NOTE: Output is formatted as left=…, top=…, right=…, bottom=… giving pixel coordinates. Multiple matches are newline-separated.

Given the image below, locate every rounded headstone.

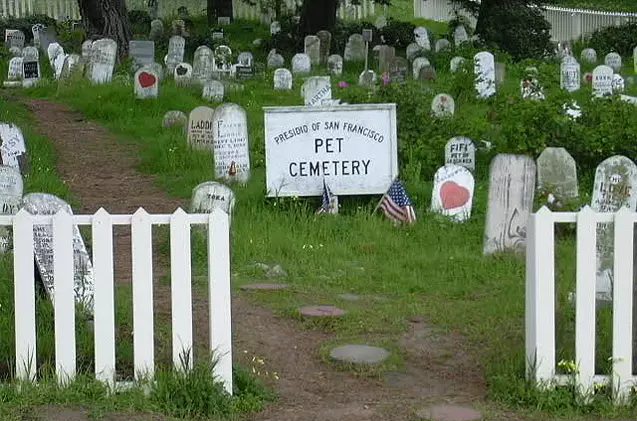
left=240, top=283, right=289, bottom=291
left=330, top=345, right=389, bottom=365
left=300, top=305, right=346, bottom=317
left=415, top=404, right=482, bottom=421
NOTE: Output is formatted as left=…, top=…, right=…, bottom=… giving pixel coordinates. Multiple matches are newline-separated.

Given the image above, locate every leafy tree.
left=77, top=0, right=132, bottom=58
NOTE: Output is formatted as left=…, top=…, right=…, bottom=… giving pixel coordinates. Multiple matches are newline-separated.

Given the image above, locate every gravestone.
left=592, top=65, right=613, bottom=97
left=202, top=80, right=225, bottom=102
left=304, top=35, right=321, bottom=67
left=612, top=73, right=625, bottom=93
left=450, top=56, right=466, bottom=72
left=150, top=19, right=164, bottom=40
left=378, top=45, right=395, bottom=74
left=0, top=123, right=27, bottom=173
left=389, top=57, right=408, bottom=83
left=474, top=51, right=495, bottom=99
left=31, top=24, right=44, bottom=48
left=270, top=21, right=281, bottom=35
left=190, top=181, right=236, bottom=216
left=213, top=45, right=233, bottom=74
left=59, top=54, right=83, bottom=81
left=358, top=70, right=377, bottom=88
left=7, top=57, right=23, bottom=81
left=140, top=62, right=163, bottom=81
left=430, top=164, right=475, bottom=222
left=21, top=48, right=40, bottom=88
left=273, top=68, right=293, bottom=90
left=5, top=29, right=25, bottom=48
left=431, top=94, right=454, bottom=117
left=212, top=104, right=251, bottom=184
left=218, top=16, right=230, bottom=25
left=237, top=51, right=253, bottom=66
left=47, top=42, right=63, bottom=69
left=188, top=106, right=215, bottom=150
left=89, top=38, right=117, bottom=84
left=0, top=166, right=23, bottom=252
left=9, top=47, right=22, bottom=57
left=267, top=52, right=284, bottom=69
left=412, top=57, right=430, bottom=79
left=166, top=36, right=186, bottom=76
left=581, top=48, right=597, bottom=64
left=445, top=136, right=475, bottom=171
left=418, top=65, right=436, bottom=81
left=495, top=62, right=506, bottom=86
left=560, top=59, right=580, bottom=92
left=483, top=154, right=536, bottom=255
left=292, top=53, right=311, bottom=74
left=343, top=34, right=365, bottom=62
left=129, top=40, right=155, bottom=70
left=604, top=52, right=622, bottom=72
left=435, top=39, right=451, bottom=53
left=536, top=147, right=578, bottom=205
left=413, top=26, right=430, bottom=51
left=317, top=30, right=332, bottom=65
left=134, top=67, right=159, bottom=99
left=81, top=40, right=92, bottom=59
left=591, top=156, right=637, bottom=302
left=172, top=19, right=187, bottom=37
left=163, top=110, right=188, bottom=128
left=192, top=45, right=214, bottom=84
left=406, top=43, right=422, bottom=60
left=22, top=193, right=95, bottom=313
left=327, top=54, right=343, bottom=75
left=53, top=52, right=67, bottom=80
left=174, top=62, right=193, bottom=86
left=302, top=76, right=332, bottom=106
left=453, top=25, right=468, bottom=46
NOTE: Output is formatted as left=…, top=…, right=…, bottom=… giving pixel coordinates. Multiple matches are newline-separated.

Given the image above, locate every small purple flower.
left=382, top=73, right=390, bottom=85
left=338, top=81, right=349, bottom=88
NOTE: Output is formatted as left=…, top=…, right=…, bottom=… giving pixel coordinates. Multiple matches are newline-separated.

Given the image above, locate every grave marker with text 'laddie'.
left=445, top=137, right=475, bottom=171
left=274, top=68, right=293, bottom=90
left=344, top=34, right=365, bottom=62
left=302, top=76, right=332, bottom=106
left=192, top=45, right=214, bottom=84
left=188, top=106, right=215, bottom=151
left=212, top=104, right=251, bottom=184
left=21, top=192, right=95, bottom=313
left=328, top=54, right=343, bottom=76
left=134, top=67, right=159, bottom=99
left=0, top=166, right=22, bottom=252
left=166, top=35, right=185, bottom=76
left=592, top=65, right=613, bottom=97
left=536, top=147, right=578, bottom=205
left=604, top=52, right=622, bottom=72
left=0, top=123, right=27, bottom=173
left=431, top=94, right=454, bottom=117
left=591, top=156, right=637, bottom=302
left=483, top=154, right=536, bottom=255
left=202, top=80, right=224, bottom=102
left=89, top=38, right=117, bottom=84
left=317, top=30, right=332, bottom=65
left=129, top=40, right=155, bottom=70
left=292, top=53, right=311, bottom=74
left=474, top=51, right=495, bottom=99
left=190, top=181, right=236, bottom=216
left=304, top=35, right=321, bottom=67
left=430, top=164, right=474, bottom=222
left=561, top=58, right=580, bottom=92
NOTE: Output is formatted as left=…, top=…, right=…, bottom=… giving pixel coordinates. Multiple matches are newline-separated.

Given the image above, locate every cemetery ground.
left=6, top=17, right=637, bottom=421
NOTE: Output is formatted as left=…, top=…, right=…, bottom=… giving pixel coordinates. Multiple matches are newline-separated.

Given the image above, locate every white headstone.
left=406, top=43, right=422, bottom=61
left=89, top=38, right=117, bottom=84
left=304, top=35, right=321, bottom=67
left=302, top=76, right=332, bottom=106
left=5, top=29, right=25, bottom=48
left=237, top=51, right=253, bottom=66
left=292, top=53, right=311, bottom=74
left=134, top=67, right=159, bottom=99
left=174, top=62, right=193, bottom=86
left=358, top=70, right=377, bottom=88
left=213, top=45, right=233, bottom=74
left=21, top=50, right=40, bottom=88
left=212, top=103, right=251, bottom=184
left=592, top=65, right=613, bottom=97
left=7, top=57, right=23, bottom=80
left=0, top=166, right=22, bottom=252
left=431, top=93, right=454, bottom=117
left=21, top=192, right=95, bottom=313
left=81, top=40, right=93, bottom=58
left=435, top=39, right=451, bottom=53
left=483, top=154, right=536, bottom=255
left=166, top=35, right=186, bottom=75
left=612, top=73, right=625, bottom=93
left=450, top=56, right=466, bottom=72
left=430, top=164, right=474, bottom=222
left=188, top=106, right=215, bottom=150
left=129, top=40, right=155, bottom=70
left=474, top=51, right=495, bottom=99
left=267, top=52, right=285, bottom=69
left=0, top=123, right=27, bottom=172
left=560, top=59, right=580, bottom=92
left=413, top=27, right=430, bottom=51
left=536, top=147, right=579, bottom=204
left=270, top=21, right=281, bottom=35
left=445, top=136, right=475, bottom=171
left=53, top=52, right=67, bottom=80
left=412, top=57, right=431, bottom=79
left=453, top=25, right=468, bottom=46
left=192, top=45, right=214, bottom=84
left=274, top=68, right=293, bottom=90
left=317, top=30, right=332, bottom=65
left=328, top=54, right=343, bottom=75
left=604, top=52, right=622, bottom=72
left=59, top=54, right=83, bottom=80
left=344, top=34, right=366, bottom=62
left=190, top=181, right=236, bottom=216
left=202, top=80, right=225, bottom=102
left=581, top=48, right=597, bottom=64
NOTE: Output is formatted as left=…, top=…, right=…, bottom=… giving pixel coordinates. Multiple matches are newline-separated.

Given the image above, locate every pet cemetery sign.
left=264, top=104, right=398, bottom=197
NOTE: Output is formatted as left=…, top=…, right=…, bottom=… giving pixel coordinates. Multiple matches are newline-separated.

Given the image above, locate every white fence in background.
left=1, top=207, right=232, bottom=393
left=526, top=206, right=635, bottom=403
left=232, top=0, right=376, bottom=22
left=414, top=0, right=637, bottom=42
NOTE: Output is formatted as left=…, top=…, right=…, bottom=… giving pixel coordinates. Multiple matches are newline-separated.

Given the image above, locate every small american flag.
left=316, top=179, right=338, bottom=214
left=378, top=179, right=416, bottom=224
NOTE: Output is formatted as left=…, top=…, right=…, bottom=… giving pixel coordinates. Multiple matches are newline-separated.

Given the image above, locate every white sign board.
left=264, top=104, right=398, bottom=197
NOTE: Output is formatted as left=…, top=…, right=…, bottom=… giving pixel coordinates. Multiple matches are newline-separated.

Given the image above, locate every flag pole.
left=373, top=177, right=397, bottom=214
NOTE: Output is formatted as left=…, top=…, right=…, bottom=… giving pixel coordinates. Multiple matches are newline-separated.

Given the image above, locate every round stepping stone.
left=337, top=293, right=361, bottom=301
left=240, top=283, right=289, bottom=291
left=330, top=345, right=389, bottom=365
left=299, top=305, right=346, bottom=317
left=415, top=404, right=482, bottom=421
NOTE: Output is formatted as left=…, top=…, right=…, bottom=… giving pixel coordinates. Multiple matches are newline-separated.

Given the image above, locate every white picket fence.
left=0, top=207, right=232, bottom=393
left=414, top=0, right=637, bottom=42
left=526, top=206, right=635, bottom=402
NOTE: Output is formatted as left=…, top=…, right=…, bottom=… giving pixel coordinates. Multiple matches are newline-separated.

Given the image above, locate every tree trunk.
left=299, top=0, right=338, bottom=35
left=77, top=0, right=132, bottom=59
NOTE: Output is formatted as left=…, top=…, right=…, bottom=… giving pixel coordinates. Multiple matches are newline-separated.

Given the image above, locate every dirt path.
left=23, top=99, right=512, bottom=421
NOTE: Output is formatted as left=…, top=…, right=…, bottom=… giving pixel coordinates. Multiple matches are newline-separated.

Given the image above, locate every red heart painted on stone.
left=138, top=71, right=156, bottom=88
left=440, top=181, right=470, bottom=210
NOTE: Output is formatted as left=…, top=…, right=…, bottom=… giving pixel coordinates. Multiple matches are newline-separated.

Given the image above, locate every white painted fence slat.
left=170, top=208, right=193, bottom=372
left=208, top=209, right=233, bottom=395
left=13, top=209, right=36, bottom=382
left=53, top=210, right=77, bottom=384
left=575, top=206, right=596, bottom=397
left=131, top=207, right=154, bottom=380
left=92, top=208, right=116, bottom=387
left=612, top=208, right=633, bottom=403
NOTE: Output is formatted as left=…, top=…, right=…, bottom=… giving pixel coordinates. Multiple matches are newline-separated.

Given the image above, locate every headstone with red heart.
left=134, top=67, right=159, bottom=99
left=430, top=164, right=474, bottom=222
left=444, top=137, right=475, bottom=171
left=188, top=106, right=215, bottom=151
left=174, top=62, right=193, bottom=87
left=431, top=94, right=454, bottom=118
left=212, top=103, right=251, bottom=184
left=483, top=154, right=536, bottom=255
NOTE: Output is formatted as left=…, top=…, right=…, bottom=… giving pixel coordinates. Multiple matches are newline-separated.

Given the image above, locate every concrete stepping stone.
left=337, top=293, right=361, bottom=301
left=330, top=345, right=389, bottom=365
left=299, top=305, right=346, bottom=317
left=240, top=283, right=289, bottom=291
left=415, top=404, right=482, bottom=421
